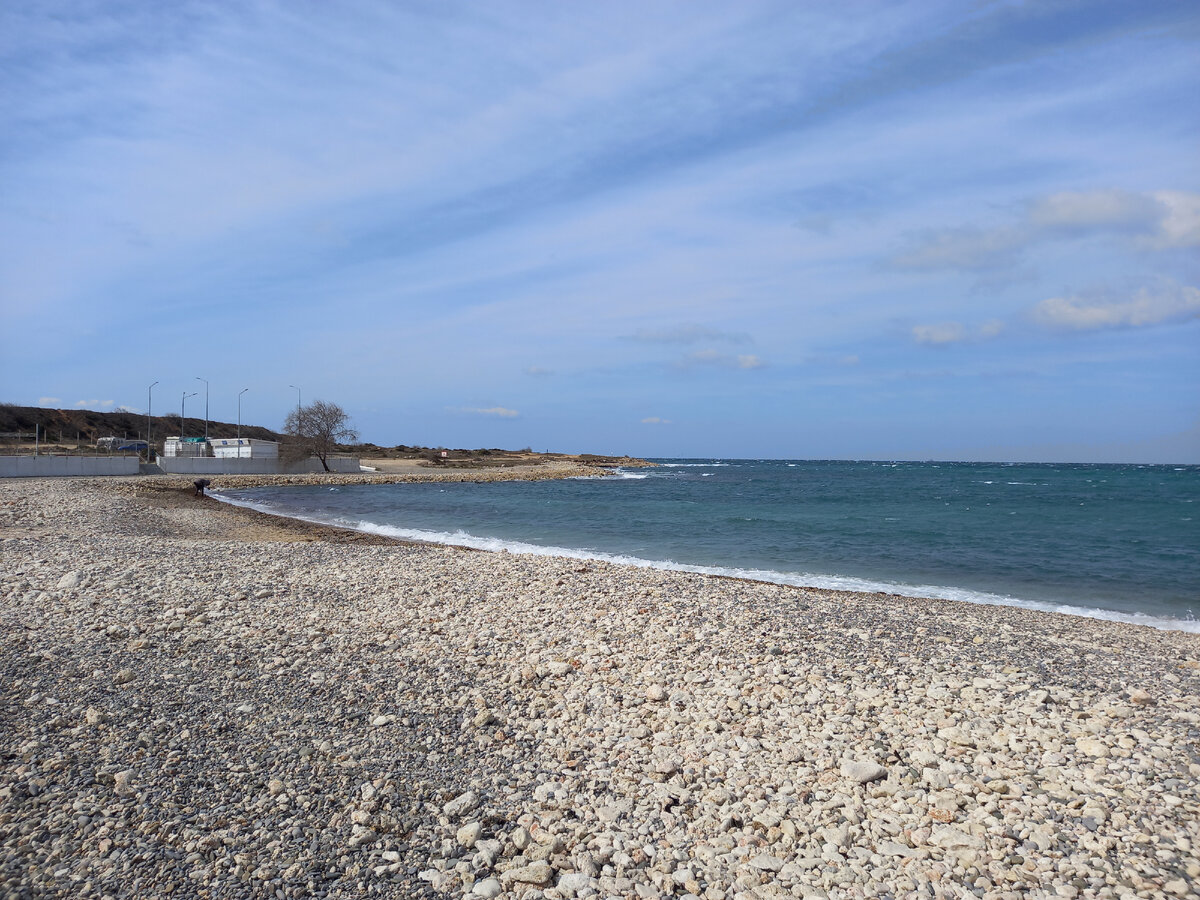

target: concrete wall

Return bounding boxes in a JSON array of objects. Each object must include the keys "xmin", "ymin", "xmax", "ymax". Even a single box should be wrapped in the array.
[
  {"xmin": 0, "ymin": 456, "xmax": 142, "ymax": 478},
  {"xmin": 155, "ymin": 457, "xmax": 361, "ymax": 475}
]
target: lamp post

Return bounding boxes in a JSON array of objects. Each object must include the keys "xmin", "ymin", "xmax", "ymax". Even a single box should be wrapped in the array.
[
  {"xmin": 238, "ymin": 388, "xmax": 249, "ymax": 441},
  {"xmin": 182, "ymin": 391, "xmax": 197, "ymax": 440},
  {"xmin": 196, "ymin": 377, "xmax": 209, "ymax": 439},
  {"xmin": 147, "ymin": 381, "xmax": 158, "ymax": 460}
]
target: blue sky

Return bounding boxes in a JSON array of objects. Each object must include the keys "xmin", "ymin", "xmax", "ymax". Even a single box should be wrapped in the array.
[{"xmin": 2, "ymin": 0, "xmax": 1198, "ymax": 461}]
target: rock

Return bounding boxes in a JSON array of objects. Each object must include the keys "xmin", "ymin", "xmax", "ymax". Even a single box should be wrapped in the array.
[
  {"xmin": 749, "ymin": 854, "xmax": 785, "ymax": 872},
  {"xmin": 443, "ymin": 790, "xmax": 479, "ymax": 819},
  {"xmin": 546, "ymin": 661, "xmax": 572, "ymax": 676},
  {"xmin": 84, "ymin": 706, "xmax": 107, "ymax": 725},
  {"xmin": 558, "ymin": 871, "xmax": 593, "ymax": 896},
  {"xmin": 473, "ymin": 878, "xmax": 503, "ymax": 898},
  {"xmin": 113, "ymin": 669, "xmax": 135, "ymax": 685},
  {"xmin": 878, "ymin": 841, "xmax": 914, "ymax": 857},
  {"xmin": 511, "ymin": 826, "xmax": 531, "ymax": 850},
  {"xmin": 646, "ymin": 683, "xmax": 666, "ymax": 702},
  {"xmin": 1075, "ymin": 737, "xmax": 1108, "ymax": 757},
  {"xmin": 1128, "ymin": 688, "xmax": 1155, "ymax": 705},
  {"xmin": 113, "ymin": 770, "xmax": 134, "ymax": 795},
  {"xmin": 502, "ymin": 862, "xmax": 553, "ymax": 885},
  {"xmin": 347, "ymin": 825, "xmax": 377, "ymax": 849},
  {"xmin": 267, "ymin": 778, "xmax": 285, "ymax": 796},
  {"xmin": 56, "ymin": 571, "xmax": 82, "ymax": 590},
  {"xmin": 472, "ymin": 709, "xmax": 496, "ymax": 728},
  {"xmin": 930, "ymin": 826, "xmax": 986, "ymax": 850},
  {"xmin": 370, "ymin": 714, "xmax": 395, "ymax": 727},
  {"xmin": 840, "ymin": 759, "xmax": 888, "ymax": 784},
  {"xmin": 457, "ymin": 821, "xmax": 482, "ymax": 848}
]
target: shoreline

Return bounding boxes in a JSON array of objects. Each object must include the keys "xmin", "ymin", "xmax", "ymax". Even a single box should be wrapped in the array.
[
  {"xmin": 2, "ymin": 476, "xmax": 1198, "ymax": 899},
  {"xmin": 211, "ymin": 477, "xmax": 1198, "ymax": 637}
]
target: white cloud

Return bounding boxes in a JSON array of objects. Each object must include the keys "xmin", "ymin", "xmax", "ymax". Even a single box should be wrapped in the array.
[
  {"xmin": 675, "ymin": 349, "xmax": 768, "ymax": 370},
  {"xmin": 912, "ymin": 322, "xmax": 966, "ymax": 345},
  {"xmin": 911, "ymin": 320, "xmax": 1005, "ymax": 346},
  {"xmin": 74, "ymin": 399, "xmax": 114, "ymax": 409},
  {"xmin": 37, "ymin": 396, "xmax": 62, "ymax": 406},
  {"xmin": 895, "ymin": 189, "xmax": 1199, "ymax": 272},
  {"xmin": 1034, "ymin": 284, "xmax": 1200, "ymax": 331},
  {"xmin": 455, "ymin": 406, "xmax": 520, "ymax": 417},
  {"xmin": 1029, "ymin": 189, "xmax": 1162, "ymax": 231},
  {"xmin": 978, "ymin": 319, "xmax": 1006, "ymax": 338},
  {"xmin": 1146, "ymin": 191, "xmax": 1200, "ymax": 249},
  {"xmin": 523, "ymin": 366, "xmax": 554, "ymax": 377},
  {"xmin": 641, "ymin": 416, "xmax": 671, "ymax": 424}
]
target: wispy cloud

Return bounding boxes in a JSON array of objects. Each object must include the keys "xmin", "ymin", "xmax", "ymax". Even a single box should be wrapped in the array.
[
  {"xmin": 74, "ymin": 399, "xmax": 114, "ymax": 409},
  {"xmin": 641, "ymin": 416, "xmax": 671, "ymax": 424},
  {"xmin": 626, "ymin": 324, "xmax": 751, "ymax": 345},
  {"xmin": 453, "ymin": 406, "xmax": 520, "ymax": 418},
  {"xmin": 893, "ymin": 189, "xmax": 1200, "ymax": 272},
  {"xmin": 674, "ymin": 350, "xmax": 766, "ymax": 370},
  {"xmin": 1029, "ymin": 190, "xmax": 1163, "ymax": 232},
  {"xmin": 1034, "ymin": 283, "xmax": 1200, "ymax": 331},
  {"xmin": 893, "ymin": 228, "xmax": 1025, "ymax": 271},
  {"xmin": 912, "ymin": 320, "xmax": 1005, "ymax": 346},
  {"xmin": 38, "ymin": 397, "xmax": 62, "ymax": 407},
  {"xmin": 523, "ymin": 366, "xmax": 554, "ymax": 377}
]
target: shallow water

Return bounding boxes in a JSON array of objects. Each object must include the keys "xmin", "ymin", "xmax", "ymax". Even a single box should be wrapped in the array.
[{"xmin": 221, "ymin": 459, "xmax": 1200, "ymax": 632}]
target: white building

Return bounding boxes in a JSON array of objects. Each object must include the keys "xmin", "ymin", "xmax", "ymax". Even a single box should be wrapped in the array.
[
  {"xmin": 162, "ymin": 437, "xmax": 210, "ymax": 457},
  {"xmin": 208, "ymin": 438, "xmax": 279, "ymax": 459}
]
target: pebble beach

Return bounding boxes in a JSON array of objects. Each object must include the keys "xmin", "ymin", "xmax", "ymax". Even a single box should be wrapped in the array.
[{"xmin": 2, "ymin": 473, "xmax": 1198, "ymax": 900}]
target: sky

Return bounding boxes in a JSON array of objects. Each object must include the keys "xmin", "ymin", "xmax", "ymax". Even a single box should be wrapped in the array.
[{"xmin": 2, "ymin": 0, "xmax": 1198, "ymax": 462}]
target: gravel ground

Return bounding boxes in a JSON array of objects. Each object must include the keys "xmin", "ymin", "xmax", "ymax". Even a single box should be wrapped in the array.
[{"xmin": 2, "ymin": 475, "xmax": 1198, "ymax": 900}]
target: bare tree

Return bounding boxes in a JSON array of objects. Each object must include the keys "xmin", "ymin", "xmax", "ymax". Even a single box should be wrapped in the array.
[{"xmin": 283, "ymin": 400, "xmax": 359, "ymax": 472}]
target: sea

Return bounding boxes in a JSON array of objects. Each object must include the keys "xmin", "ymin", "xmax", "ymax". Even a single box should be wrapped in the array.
[{"xmin": 217, "ymin": 460, "xmax": 1200, "ymax": 633}]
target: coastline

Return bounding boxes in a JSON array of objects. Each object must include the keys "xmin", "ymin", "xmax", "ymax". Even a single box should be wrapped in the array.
[{"xmin": 2, "ymin": 476, "xmax": 1198, "ymax": 899}]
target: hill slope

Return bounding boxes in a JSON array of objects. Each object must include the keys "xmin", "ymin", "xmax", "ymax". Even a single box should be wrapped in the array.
[{"xmin": 0, "ymin": 405, "xmax": 284, "ymax": 444}]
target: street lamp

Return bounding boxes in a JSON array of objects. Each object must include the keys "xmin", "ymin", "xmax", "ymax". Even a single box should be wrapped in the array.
[
  {"xmin": 288, "ymin": 384, "xmax": 301, "ymax": 426},
  {"xmin": 181, "ymin": 391, "xmax": 197, "ymax": 439},
  {"xmin": 238, "ymin": 388, "xmax": 249, "ymax": 441},
  {"xmin": 147, "ymin": 381, "xmax": 158, "ymax": 460},
  {"xmin": 196, "ymin": 377, "xmax": 209, "ymax": 439}
]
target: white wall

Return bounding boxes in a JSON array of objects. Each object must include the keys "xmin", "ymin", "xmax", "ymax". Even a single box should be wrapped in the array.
[
  {"xmin": 0, "ymin": 456, "xmax": 141, "ymax": 478},
  {"xmin": 156, "ymin": 457, "xmax": 361, "ymax": 475}
]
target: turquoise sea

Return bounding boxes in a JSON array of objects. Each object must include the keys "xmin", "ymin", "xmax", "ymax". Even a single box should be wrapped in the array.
[{"xmin": 219, "ymin": 460, "xmax": 1199, "ymax": 632}]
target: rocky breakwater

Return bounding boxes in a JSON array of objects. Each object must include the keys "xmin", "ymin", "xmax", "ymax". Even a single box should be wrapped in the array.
[
  {"xmin": 140, "ymin": 459, "xmax": 615, "ymax": 492},
  {"xmin": 1, "ymin": 477, "xmax": 1198, "ymax": 900}
]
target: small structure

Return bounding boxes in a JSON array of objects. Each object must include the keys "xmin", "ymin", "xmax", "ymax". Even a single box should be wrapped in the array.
[
  {"xmin": 163, "ymin": 436, "xmax": 211, "ymax": 458},
  {"xmin": 208, "ymin": 438, "xmax": 278, "ymax": 459}
]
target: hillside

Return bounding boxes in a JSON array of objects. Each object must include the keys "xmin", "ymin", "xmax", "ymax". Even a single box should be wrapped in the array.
[{"xmin": 0, "ymin": 404, "xmax": 284, "ymax": 445}]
